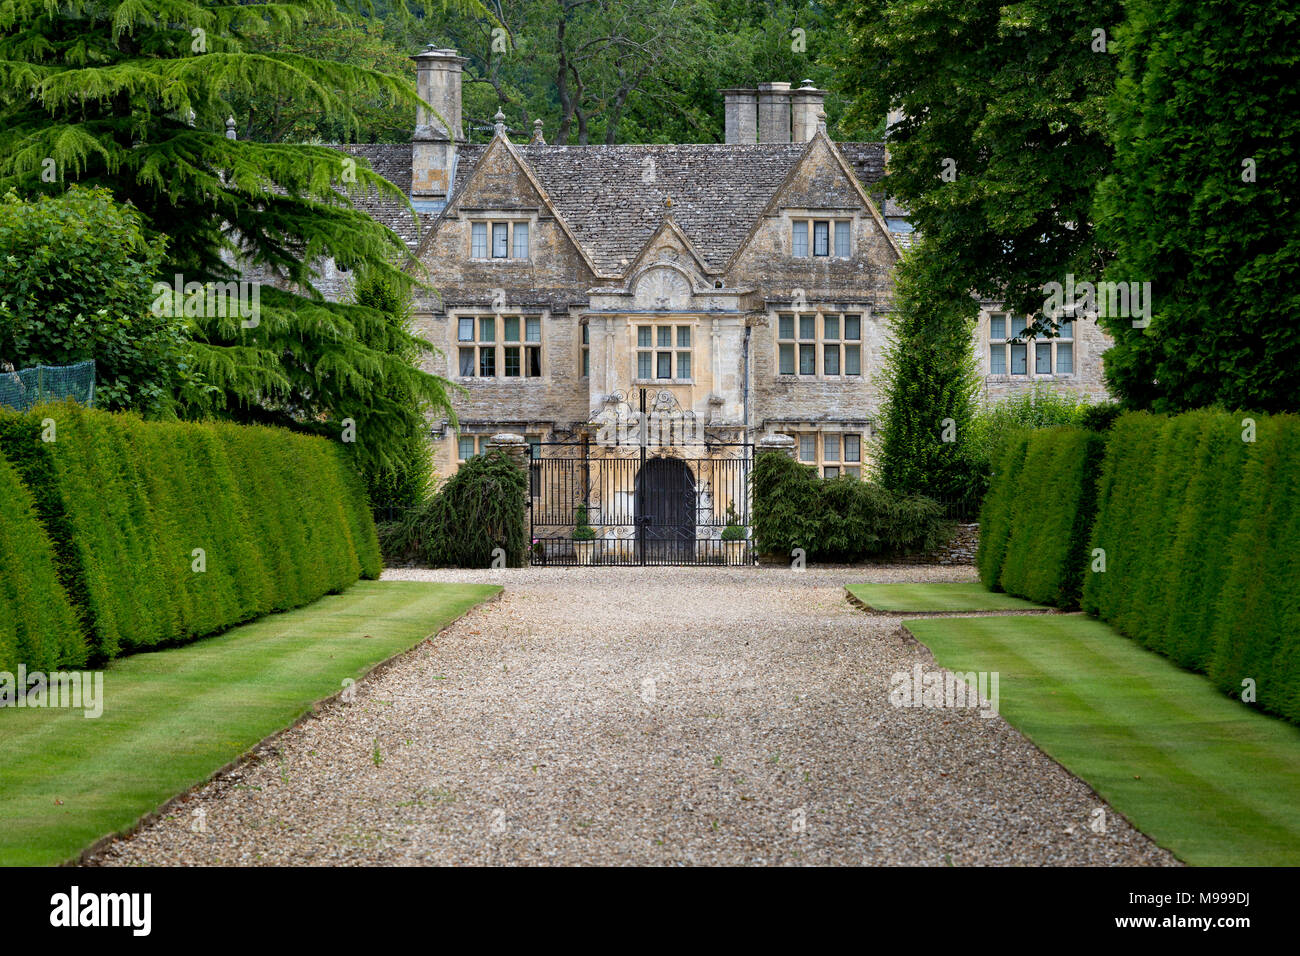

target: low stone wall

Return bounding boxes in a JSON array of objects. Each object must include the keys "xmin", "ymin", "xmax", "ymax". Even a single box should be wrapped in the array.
[{"xmin": 891, "ymin": 523, "xmax": 979, "ymax": 566}]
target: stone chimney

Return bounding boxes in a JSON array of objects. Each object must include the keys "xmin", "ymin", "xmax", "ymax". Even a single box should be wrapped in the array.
[
  {"xmin": 411, "ymin": 45, "xmax": 467, "ymax": 209},
  {"xmin": 791, "ymin": 80, "xmax": 827, "ymax": 142},
  {"xmin": 757, "ymin": 82, "xmax": 792, "ymax": 143},
  {"xmin": 722, "ymin": 89, "xmax": 758, "ymax": 144}
]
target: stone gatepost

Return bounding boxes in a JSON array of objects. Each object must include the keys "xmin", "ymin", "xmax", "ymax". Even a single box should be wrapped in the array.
[
  {"xmin": 486, "ymin": 432, "xmax": 530, "ymax": 470},
  {"xmin": 756, "ymin": 433, "xmax": 797, "ymax": 459}
]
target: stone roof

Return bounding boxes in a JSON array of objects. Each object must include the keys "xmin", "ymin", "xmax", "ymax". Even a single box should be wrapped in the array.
[
  {"xmin": 338, "ymin": 140, "xmax": 889, "ymax": 271},
  {"xmin": 332, "ymin": 144, "xmax": 433, "ymax": 250}
]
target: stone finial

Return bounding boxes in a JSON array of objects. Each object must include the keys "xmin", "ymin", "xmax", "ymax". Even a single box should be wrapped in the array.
[
  {"xmin": 494, "ymin": 110, "xmax": 507, "ymax": 138},
  {"xmin": 757, "ymin": 433, "xmax": 798, "ymax": 459},
  {"xmin": 816, "ymin": 108, "xmax": 827, "ymax": 135},
  {"xmin": 225, "ymin": 116, "xmax": 237, "ymax": 141},
  {"xmin": 531, "ymin": 118, "xmax": 545, "ymax": 145}
]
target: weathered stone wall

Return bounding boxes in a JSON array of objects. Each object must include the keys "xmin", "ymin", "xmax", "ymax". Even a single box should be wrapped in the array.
[
  {"xmin": 403, "ymin": 132, "xmax": 1113, "ymax": 481},
  {"xmin": 724, "ymin": 137, "xmax": 899, "ymax": 447},
  {"xmin": 888, "ymin": 522, "xmax": 980, "ymax": 566},
  {"xmin": 412, "ymin": 140, "xmax": 604, "ymax": 474}
]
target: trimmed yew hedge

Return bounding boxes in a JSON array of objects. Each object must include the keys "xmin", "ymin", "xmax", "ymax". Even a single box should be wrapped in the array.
[
  {"xmin": 1083, "ymin": 411, "xmax": 1300, "ymax": 722},
  {"xmin": 975, "ymin": 430, "xmax": 1030, "ymax": 591},
  {"xmin": 977, "ymin": 427, "xmax": 1106, "ymax": 608},
  {"xmin": 0, "ymin": 452, "xmax": 86, "ymax": 674},
  {"xmin": 0, "ymin": 403, "xmax": 381, "ymax": 663}
]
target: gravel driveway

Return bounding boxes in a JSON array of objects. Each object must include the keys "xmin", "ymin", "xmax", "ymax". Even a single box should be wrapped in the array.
[{"xmin": 93, "ymin": 565, "xmax": 1177, "ymax": 866}]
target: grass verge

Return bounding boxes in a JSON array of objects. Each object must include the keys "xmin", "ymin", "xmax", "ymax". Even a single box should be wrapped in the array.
[
  {"xmin": 903, "ymin": 613, "xmax": 1300, "ymax": 866},
  {"xmin": 848, "ymin": 582, "xmax": 1046, "ymax": 613},
  {"xmin": 0, "ymin": 580, "xmax": 499, "ymax": 866}
]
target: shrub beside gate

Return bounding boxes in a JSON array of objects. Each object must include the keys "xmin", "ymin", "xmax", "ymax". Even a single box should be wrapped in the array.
[
  {"xmin": 751, "ymin": 451, "xmax": 947, "ymax": 561},
  {"xmin": 379, "ymin": 449, "xmax": 528, "ymax": 568}
]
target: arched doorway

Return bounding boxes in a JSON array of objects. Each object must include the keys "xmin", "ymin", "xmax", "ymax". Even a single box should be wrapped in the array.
[{"xmin": 635, "ymin": 456, "xmax": 695, "ymax": 564}]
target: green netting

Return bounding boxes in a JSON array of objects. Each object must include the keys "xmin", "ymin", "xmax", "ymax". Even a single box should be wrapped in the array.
[{"xmin": 0, "ymin": 360, "xmax": 96, "ymax": 411}]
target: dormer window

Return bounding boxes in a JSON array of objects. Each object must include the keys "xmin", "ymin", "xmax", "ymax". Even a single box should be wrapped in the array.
[
  {"xmin": 792, "ymin": 217, "xmax": 852, "ymax": 258},
  {"xmin": 470, "ymin": 220, "xmax": 529, "ymax": 260}
]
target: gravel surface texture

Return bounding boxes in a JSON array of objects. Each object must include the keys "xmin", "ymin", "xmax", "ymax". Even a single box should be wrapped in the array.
[{"xmin": 93, "ymin": 565, "xmax": 1177, "ymax": 866}]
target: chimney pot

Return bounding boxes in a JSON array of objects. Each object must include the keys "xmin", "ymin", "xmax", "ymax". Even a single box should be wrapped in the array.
[{"xmin": 791, "ymin": 82, "xmax": 827, "ymax": 142}]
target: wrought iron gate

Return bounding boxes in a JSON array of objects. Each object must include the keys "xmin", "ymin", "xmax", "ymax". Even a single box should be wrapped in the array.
[
  {"xmin": 529, "ymin": 440, "xmax": 754, "ymax": 566},
  {"xmin": 528, "ymin": 402, "xmax": 754, "ymax": 568}
]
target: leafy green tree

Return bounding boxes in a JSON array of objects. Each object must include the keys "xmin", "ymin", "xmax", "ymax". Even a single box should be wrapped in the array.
[
  {"xmin": 0, "ymin": 0, "xmax": 478, "ymax": 472},
  {"xmin": 400, "ymin": 0, "xmax": 875, "ymax": 146},
  {"xmin": 0, "ymin": 187, "xmax": 200, "ymax": 415},
  {"xmin": 1093, "ymin": 0, "xmax": 1300, "ymax": 412},
  {"xmin": 234, "ymin": 19, "xmax": 418, "ymax": 145},
  {"xmin": 832, "ymin": 0, "xmax": 1119, "ymax": 493},
  {"xmin": 874, "ymin": 239, "xmax": 980, "ymax": 499},
  {"xmin": 349, "ymin": 266, "xmax": 439, "ymax": 508},
  {"xmin": 828, "ymin": 0, "xmax": 1121, "ymax": 316}
]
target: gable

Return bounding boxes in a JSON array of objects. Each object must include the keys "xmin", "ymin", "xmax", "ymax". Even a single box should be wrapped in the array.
[
  {"xmin": 624, "ymin": 216, "xmax": 713, "ymax": 284},
  {"xmin": 447, "ymin": 137, "xmax": 550, "ymax": 215},
  {"xmin": 768, "ymin": 137, "xmax": 872, "ymax": 213}
]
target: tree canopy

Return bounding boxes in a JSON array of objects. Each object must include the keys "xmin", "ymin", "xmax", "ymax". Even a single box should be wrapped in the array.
[
  {"xmin": 0, "ymin": 0, "xmax": 473, "ymax": 474},
  {"xmin": 1093, "ymin": 0, "xmax": 1300, "ymax": 412}
]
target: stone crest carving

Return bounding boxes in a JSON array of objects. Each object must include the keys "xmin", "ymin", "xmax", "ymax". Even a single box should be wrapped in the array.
[{"xmin": 633, "ymin": 266, "xmax": 691, "ymax": 310}]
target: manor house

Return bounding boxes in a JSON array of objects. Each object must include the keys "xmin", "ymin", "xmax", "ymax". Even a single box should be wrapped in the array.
[
  {"xmin": 308, "ymin": 46, "xmax": 1112, "ymax": 561},
  {"xmin": 324, "ymin": 47, "xmax": 1109, "ymax": 477}
]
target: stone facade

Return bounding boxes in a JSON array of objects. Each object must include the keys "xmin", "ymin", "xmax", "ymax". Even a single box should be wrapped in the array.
[{"xmin": 300, "ymin": 45, "xmax": 1112, "ymax": 481}]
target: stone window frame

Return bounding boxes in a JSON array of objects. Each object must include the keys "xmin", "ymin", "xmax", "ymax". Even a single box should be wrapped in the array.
[
  {"xmin": 466, "ymin": 214, "xmax": 533, "ymax": 261},
  {"xmin": 774, "ymin": 310, "xmax": 863, "ymax": 380},
  {"xmin": 580, "ymin": 321, "xmax": 590, "ymax": 378},
  {"xmin": 632, "ymin": 320, "xmax": 696, "ymax": 384},
  {"xmin": 455, "ymin": 312, "xmax": 545, "ymax": 380},
  {"xmin": 789, "ymin": 212, "xmax": 854, "ymax": 259},
  {"xmin": 986, "ymin": 311, "xmax": 1074, "ymax": 379},
  {"xmin": 795, "ymin": 429, "xmax": 865, "ymax": 479}
]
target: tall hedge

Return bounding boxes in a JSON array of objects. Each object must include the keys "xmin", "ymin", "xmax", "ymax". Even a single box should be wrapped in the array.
[
  {"xmin": 0, "ymin": 452, "xmax": 86, "ymax": 674},
  {"xmin": 1205, "ymin": 415, "xmax": 1300, "ymax": 721},
  {"xmin": 1081, "ymin": 410, "xmax": 1300, "ymax": 723},
  {"xmin": 0, "ymin": 403, "xmax": 380, "ymax": 662},
  {"xmin": 751, "ymin": 451, "xmax": 946, "ymax": 561},
  {"xmin": 991, "ymin": 427, "xmax": 1106, "ymax": 608},
  {"xmin": 975, "ymin": 430, "xmax": 1029, "ymax": 590}
]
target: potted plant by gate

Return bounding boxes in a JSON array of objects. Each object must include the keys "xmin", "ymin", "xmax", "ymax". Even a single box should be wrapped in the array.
[
  {"xmin": 572, "ymin": 504, "xmax": 598, "ymax": 565},
  {"xmin": 720, "ymin": 505, "xmax": 747, "ymax": 565}
]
